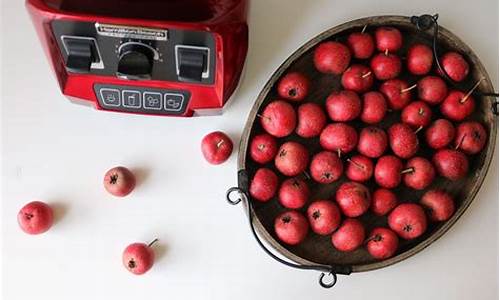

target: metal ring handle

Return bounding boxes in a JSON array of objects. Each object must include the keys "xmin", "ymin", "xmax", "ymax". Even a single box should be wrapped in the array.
[
  {"xmin": 319, "ymin": 272, "xmax": 338, "ymax": 288},
  {"xmin": 226, "ymin": 186, "xmax": 349, "ymax": 288},
  {"xmin": 410, "ymin": 13, "xmax": 498, "ymax": 115},
  {"xmin": 226, "ymin": 187, "xmax": 243, "ymax": 205}
]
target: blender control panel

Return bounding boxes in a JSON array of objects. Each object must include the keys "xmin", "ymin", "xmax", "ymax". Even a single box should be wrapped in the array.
[
  {"xmin": 51, "ymin": 20, "xmax": 216, "ymax": 84},
  {"xmin": 51, "ymin": 20, "xmax": 217, "ymax": 115},
  {"xmin": 94, "ymin": 84, "xmax": 190, "ymax": 115}
]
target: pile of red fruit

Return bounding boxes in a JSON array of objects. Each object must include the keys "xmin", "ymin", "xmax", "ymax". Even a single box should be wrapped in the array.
[{"xmin": 248, "ymin": 25, "xmax": 488, "ymax": 260}]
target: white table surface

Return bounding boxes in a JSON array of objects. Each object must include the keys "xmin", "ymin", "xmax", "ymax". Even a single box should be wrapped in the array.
[{"xmin": 1, "ymin": 0, "xmax": 498, "ymax": 299}]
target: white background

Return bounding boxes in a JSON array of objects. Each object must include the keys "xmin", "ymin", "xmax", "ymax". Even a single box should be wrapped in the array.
[{"xmin": 1, "ymin": 0, "xmax": 498, "ymax": 299}]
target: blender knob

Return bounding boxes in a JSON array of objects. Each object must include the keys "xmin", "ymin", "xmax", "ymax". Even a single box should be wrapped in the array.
[{"xmin": 117, "ymin": 43, "xmax": 155, "ymax": 80}]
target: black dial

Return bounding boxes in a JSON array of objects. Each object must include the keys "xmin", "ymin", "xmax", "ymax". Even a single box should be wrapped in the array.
[{"xmin": 117, "ymin": 42, "xmax": 155, "ymax": 80}]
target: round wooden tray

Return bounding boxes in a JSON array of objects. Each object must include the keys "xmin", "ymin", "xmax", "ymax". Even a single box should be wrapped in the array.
[{"xmin": 230, "ymin": 14, "xmax": 497, "ymax": 282}]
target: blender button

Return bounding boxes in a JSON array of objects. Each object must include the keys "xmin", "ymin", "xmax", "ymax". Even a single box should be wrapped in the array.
[
  {"xmin": 100, "ymin": 88, "xmax": 121, "ymax": 107},
  {"xmin": 122, "ymin": 90, "xmax": 142, "ymax": 108},
  {"xmin": 164, "ymin": 93, "xmax": 184, "ymax": 111},
  {"xmin": 143, "ymin": 92, "xmax": 163, "ymax": 110}
]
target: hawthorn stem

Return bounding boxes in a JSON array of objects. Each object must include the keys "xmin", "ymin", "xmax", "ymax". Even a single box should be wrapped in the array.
[
  {"xmin": 384, "ymin": 49, "xmax": 389, "ymax": 56},
  {"xmin": 337, "ymin": 148, "xmax": 342, "ymax": 158},
  {"xmin": 364, "ymin": 235, "xmax": 379, "ymax": 244},
  {"xmin": 401, "ymin": 168, "xmax": 414, "ymax": 174},
  {"xmin": 401, "ymin": 84, "xmax": 417, "ymax": 94},
  {"xmin": 460, "ymin": 77, "xmax": 485, "ymax": 103},
  {"xmin": 362, "ymin": 71, "xmax": 372, "ymax": 78},
  {"xmin": 347, "ymin": 158, "xmax": 364, "ymax": 170},
  {"xmin": 455, "ymin": 134, "xmax": 467, "ymax": 150},
  {"xmin": 361, "ymin": 24, "xmax": 367, "ymax": 33},
  {"xmin": 302, "ymin": 171, "xmax": 311, "ymax": 180},
  {"xmin": 256, "ymin": 113, "xmax": 270, "ymax": 121},
  {"xmin": 148, "ymin": 238, "xmax": 159, "ymax": 248},
  {"xmin": 414, "ymin": 126, "xmax": 423, "ymax": 134}
]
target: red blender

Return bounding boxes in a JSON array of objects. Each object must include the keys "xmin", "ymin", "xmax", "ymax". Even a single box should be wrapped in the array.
[{"xmin": 26, "ymin": 0, "xmax": 249, "ymax": 116}]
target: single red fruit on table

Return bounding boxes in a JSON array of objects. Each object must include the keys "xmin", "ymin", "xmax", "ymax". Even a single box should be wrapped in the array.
[
  {"xmin": 274, "ymin": 210, "xmax": 309, "ymax": 245},
  {"xmin": 331, "ymin": 218, "xmax": 365, "ymax": 252},
  {"xmin": 360, "ymin": 91, "xmax": 387, "ymax": 124},
  {"xmin": 278, "ymin": 178, "xmax": 310, "ymax": 209},
  {"xmin": 341, "ymin": 64, "xmax": 374, "ymax": 93},
  {"xmin": 402, "ymin": 157, "xmax": 436, "ymax": 190},
  {"xmin": 249, "ymin": 168, "xmax": 279, "ymax": 202},
  {"xmin": 370, "ymin": 52, "xmax": 402, "ymax": 80},
  {"xmin": 379, "ymin": 79, "xmax": 414, "ymax": 110},
  {"xmin": 346, "ymin": 155, "xmax": 374, "ymax": 182},
  {"xmin": 347, "ymin": 31, "xmax": 375, "ymax": 59},
  {"xmin": 440, "ymin": 51, "xmax": 470, "ymax": 82},
  {"xmin": 17, "ymin": 201, "xmax": 54, "ymax": 235},
  {"xmin": 366, "ymin": 227, "xmax": 399, "ymax": 260},
  {"xmin": 454, "ymin": 121, "xmax": 487, "ymax": 154},
  {"xmin": 103, "ymin": 166, "xmax": 136, "ymax": 197},
  {"xmin": 307, "ymin": 200, "xmax": 341, "ymax": 235},
  {"xmin": 440, "ymin": 90, "xmax": 475, "ymax": 121},
  {"xmin": 374, "ymin": 155, "xmax": 403, "ymax": 189},
  {"xmin": 406, "ymin": 43, "xmax": 433, "ymax": 75},
  {"xmin": 388, "ymin": 123, "xmax": 419, "ymax": 159},
  {"xmin": 418, "ymin": 76, "xmax": 448, "ymax": 105},
  {"xmin": 371, "ymin": 188, "xmax": 398, "ymax": 216},
  {"xmin": 425, "ymin": 119, "xmax": 455, "ymax": 149},
  {"xmin": 277, "ymin": 72, "xmax": 310, "ymax": 102},
  {"xmin": 249, "ymin": 133, "xmax": 278, "ymax": 164},
  {"xmin": 296, "ymin": 103, "xmax": 327, "ymax": 138},
  {"xmin": 123, "ymin": 239, "xmax": 157, "ymax": 275},
  {"xmin": 260, "ymin": 100, "xmax": 297, "ymax": 137},
  {"xmin": 401, "ymin": 101, "xmax": 432, "ymax": 129},
  {"xmin": 375, "ymin": 27, "xmax": 403, "ymax": 52},
  {"xmin": 336, "ymin": 181, "xmax": 371, "ymax": 217},
  {"xmin": 420, "ymin": 189, "xmax": 455, "ymax": 222},
  {"xmin": 432, "ymin": 149, "xmax": 469, "ymax": 181},
  {"xmin": 201, "ymin": 131, "xmax": 233, "ymax": 165},
  {"xmin": 357, "ymin": 126, "xmax": 388, "ymax": 158},
  {"xmin": 310, "ymin": 151, "xmax": 343, "ymax": 184},
  {"xmin": 320, "ymin": 123, "xmax": 358, "ymax": 155},
  {"xmin": 275, "ymin": 141, "xmax": 309, "ymax": 176},
  {"xmin": 388, "ymin": 203, "xmax": 428, "ymax": 240},
  {"xmin": 325, "ymin": 90, "xmax": 362, "ymax": 121},
  {"xmin": 313, "ymin": 41, "xmax": 351, "ymax": 75}
]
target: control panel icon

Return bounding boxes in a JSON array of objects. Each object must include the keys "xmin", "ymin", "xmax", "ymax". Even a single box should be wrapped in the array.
[
  {"xmin": 100, "ymin": 88, "xmax": 121, "ymax": 106},
  {"xmin": 164, "ymin": 93, "xmax": 184, "ymax": 111},
  {"xmin": 122, "ymin": 90, "xmax": 141, "ymax": 108},
  {"xmin": 143, "ymin": 92, "xmax": 162, "ymax": 110}
]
